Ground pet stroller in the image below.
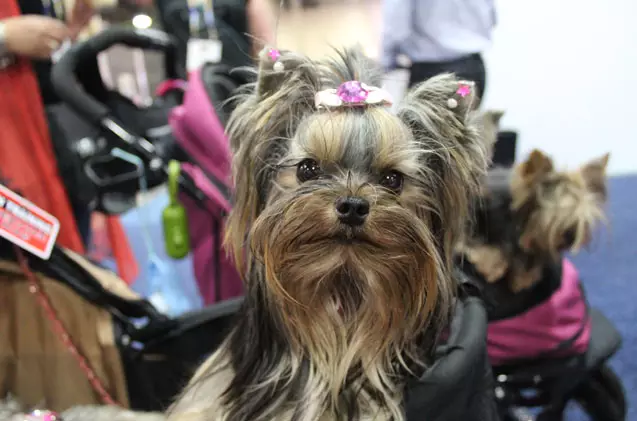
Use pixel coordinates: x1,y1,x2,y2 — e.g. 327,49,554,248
0,235,499,420
460,168,626,421
51,26,244,304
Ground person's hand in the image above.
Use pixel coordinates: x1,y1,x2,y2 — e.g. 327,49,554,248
3,15,71,59
68,0,95,40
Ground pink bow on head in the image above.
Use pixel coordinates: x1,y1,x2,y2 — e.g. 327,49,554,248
456,82,472,97
315,81,393,109
447,81,475,109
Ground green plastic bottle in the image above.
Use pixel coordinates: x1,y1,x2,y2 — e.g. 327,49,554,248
162,160,191,259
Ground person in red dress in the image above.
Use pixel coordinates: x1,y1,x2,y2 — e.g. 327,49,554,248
0,0,139,283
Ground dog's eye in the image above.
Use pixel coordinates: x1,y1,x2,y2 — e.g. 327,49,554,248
296,159,323,182
379,171,404,192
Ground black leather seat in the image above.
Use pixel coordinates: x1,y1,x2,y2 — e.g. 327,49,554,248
405,295,498,421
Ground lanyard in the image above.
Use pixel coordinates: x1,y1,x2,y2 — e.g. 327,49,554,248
42,0,65,21
188,3,218,39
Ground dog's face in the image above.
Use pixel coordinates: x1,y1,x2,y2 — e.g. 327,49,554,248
224,49,488,386
511,149,610,257
254,108,438,322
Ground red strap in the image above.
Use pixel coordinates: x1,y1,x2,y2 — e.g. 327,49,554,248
16,246,122,407
156,79,188,97
105,215,139,285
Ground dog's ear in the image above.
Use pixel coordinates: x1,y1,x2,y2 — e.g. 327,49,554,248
509,149,554,211
255,48,316,99
397,73,487,187
400,74,478,123
581,153,610,200
520,149,554,181
397,74,488,262
225,49,320,273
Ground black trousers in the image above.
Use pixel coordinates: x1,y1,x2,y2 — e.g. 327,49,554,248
408,53,486,107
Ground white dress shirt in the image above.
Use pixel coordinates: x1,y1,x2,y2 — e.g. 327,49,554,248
382,0,497,69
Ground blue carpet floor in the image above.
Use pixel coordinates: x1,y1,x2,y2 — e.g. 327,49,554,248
119,174,636,420
567,174,637,420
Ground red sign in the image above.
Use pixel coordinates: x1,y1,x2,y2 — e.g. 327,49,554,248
0,184,60,260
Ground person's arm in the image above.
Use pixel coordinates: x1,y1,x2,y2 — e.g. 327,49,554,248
246,0,276,56
68,0,96,40
381,0,412,71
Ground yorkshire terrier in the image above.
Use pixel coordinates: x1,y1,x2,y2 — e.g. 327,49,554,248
460,147,610,294
168,47,489,421
458,148,610,365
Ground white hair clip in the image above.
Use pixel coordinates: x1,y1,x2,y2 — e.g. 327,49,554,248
315,81,393,109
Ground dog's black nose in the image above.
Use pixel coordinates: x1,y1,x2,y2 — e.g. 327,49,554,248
335,197,369,226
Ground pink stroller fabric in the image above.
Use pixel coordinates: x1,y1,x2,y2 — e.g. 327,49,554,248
168,69,243,304
487,259,591,366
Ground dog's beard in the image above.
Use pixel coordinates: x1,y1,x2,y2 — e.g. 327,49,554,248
249,187,442,415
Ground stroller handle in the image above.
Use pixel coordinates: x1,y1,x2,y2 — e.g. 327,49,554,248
52,27,181,125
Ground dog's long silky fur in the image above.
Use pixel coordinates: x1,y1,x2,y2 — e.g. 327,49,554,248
168,48,489,421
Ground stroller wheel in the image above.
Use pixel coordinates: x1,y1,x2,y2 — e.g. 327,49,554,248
573,364,626,421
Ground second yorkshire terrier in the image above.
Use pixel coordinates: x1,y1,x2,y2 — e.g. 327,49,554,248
168,48,489,421
461,148,609,293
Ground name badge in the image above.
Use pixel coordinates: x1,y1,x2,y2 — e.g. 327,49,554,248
0,184,60,260
187,38,223,73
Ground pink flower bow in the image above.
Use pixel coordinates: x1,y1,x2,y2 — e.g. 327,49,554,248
315,81,393,109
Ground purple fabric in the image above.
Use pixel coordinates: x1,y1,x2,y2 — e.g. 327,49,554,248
168,70,244,304
487,259,591,366
171,69,231,184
